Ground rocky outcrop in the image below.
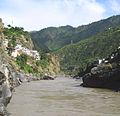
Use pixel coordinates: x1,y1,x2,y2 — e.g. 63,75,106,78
0,19,4,42
0,18,4,31
0,18,59,115
41,75,54,80
0,63,20,116
0,19,21,116
81,47,120,91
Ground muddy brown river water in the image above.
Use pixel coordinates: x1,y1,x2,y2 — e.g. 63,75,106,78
7,77,120,116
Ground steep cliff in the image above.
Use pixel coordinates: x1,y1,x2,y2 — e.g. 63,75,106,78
1,23,60,76
0,19,21,116
43,54,60,76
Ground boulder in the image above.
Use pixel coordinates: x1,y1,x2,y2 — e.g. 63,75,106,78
0,103,7,116
81,48,120,91
81,70,120,90
41,75,54,80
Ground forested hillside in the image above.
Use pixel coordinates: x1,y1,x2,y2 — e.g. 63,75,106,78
55,27,120,74
0,24,60,76
30,15,120,52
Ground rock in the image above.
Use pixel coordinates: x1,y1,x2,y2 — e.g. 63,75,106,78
73,76,81,79
81,70,120,90
0,18,4,32
0,63,20,115
0,103,7,116
74,59,103,79
0,71,11,115
2,83,12,107
41,75,54,80
91,67,99,75
81,48,120,91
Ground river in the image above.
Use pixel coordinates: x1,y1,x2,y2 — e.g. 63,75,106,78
7,77,120,116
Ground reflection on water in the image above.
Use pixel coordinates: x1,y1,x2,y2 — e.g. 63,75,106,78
7,77,120,116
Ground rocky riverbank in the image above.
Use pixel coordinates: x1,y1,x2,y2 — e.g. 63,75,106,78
0,19,20,115
0,63,56,116
81,47,120,91
0,62,21,115
0,18,58,115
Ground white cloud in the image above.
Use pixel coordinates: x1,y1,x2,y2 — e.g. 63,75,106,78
110,0,120,14
0,0,105,31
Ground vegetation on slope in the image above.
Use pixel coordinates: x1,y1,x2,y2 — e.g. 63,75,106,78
30,15,120,52
3,15,120,75
3,25,34,49
2,25,60,75
55,27,120,75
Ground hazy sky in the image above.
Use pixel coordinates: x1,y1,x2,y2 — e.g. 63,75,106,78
0,0,120,31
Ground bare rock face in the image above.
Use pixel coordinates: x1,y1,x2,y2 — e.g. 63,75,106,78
0,18,4,42
0,63,20,115
0,18,4,31
0,66,11,115
0,64,13,115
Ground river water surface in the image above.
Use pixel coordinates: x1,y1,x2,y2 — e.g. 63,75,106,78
7,77,120,116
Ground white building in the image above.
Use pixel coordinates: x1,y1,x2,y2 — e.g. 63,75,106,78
11,44,40,60
31,50,40,60
15,44,22,50
98,59,102,64
11,50,19,57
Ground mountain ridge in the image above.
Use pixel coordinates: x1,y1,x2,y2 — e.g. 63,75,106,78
55,26,120,74
30,15,120,52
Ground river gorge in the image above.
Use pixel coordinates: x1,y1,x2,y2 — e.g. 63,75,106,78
7,77,120,116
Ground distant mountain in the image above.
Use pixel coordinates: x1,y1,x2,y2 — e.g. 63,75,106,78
30,25,75,52
30,15,120,52
55,27,120,74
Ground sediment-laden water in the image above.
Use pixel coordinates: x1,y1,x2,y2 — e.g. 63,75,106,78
7,77,120,116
